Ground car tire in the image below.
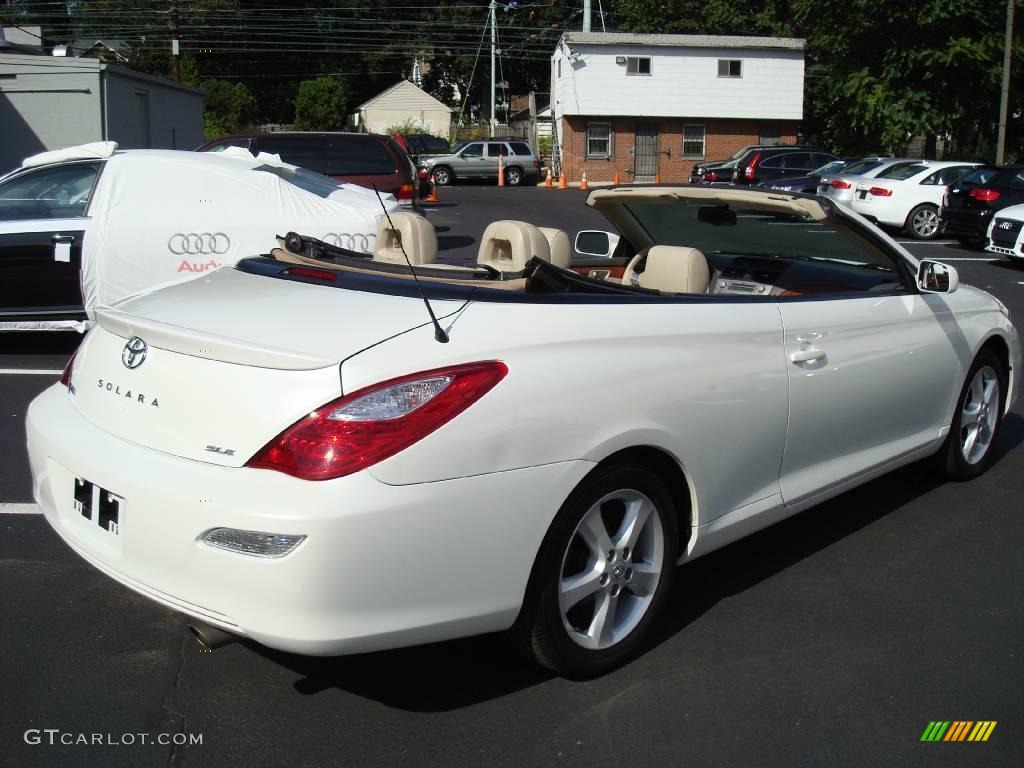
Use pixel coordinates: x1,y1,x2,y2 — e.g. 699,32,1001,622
432,166,453,186
936,349,1007,481
505,166,523,186
906,204,940,240
508,464,678,678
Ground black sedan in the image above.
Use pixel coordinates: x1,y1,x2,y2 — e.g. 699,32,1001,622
941,165,1024,248
763,159,850,193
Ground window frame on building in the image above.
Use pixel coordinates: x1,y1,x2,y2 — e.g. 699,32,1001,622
717,59,742,78
682,124,706,160
625,57,652,76
586,122,613,159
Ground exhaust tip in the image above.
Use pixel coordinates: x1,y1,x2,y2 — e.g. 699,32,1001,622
188,621,236,650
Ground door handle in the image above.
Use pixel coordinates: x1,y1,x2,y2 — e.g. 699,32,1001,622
789,349,826,364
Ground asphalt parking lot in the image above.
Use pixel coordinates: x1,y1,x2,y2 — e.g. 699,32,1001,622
1,187,1022,768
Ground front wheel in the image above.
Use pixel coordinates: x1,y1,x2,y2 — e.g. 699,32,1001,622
936,349,1007,480
509,465,678,678
907,204,940,240
432,166,453,186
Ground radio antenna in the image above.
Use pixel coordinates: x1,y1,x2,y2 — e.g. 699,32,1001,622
372,186,449,343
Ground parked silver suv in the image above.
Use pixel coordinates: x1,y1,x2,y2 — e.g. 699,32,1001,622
419,140,540,186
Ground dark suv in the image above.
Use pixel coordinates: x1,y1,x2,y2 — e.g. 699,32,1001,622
392,134,451,163
940,165,1024,247
730,145,838,185
197,132,419,203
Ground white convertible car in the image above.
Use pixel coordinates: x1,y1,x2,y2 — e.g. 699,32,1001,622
27,186,1020,678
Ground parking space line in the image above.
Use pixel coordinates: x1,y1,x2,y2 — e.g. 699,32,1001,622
0,503,42,514
0,369,62,375
896,240,957,245
933,258,999,262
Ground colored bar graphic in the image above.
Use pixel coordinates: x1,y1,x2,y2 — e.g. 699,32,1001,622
921,721,996,742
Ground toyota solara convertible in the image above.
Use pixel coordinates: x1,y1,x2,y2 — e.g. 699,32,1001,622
27,186,1020,678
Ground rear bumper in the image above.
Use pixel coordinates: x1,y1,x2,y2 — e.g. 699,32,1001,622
940,211,989,239
28,384,593,655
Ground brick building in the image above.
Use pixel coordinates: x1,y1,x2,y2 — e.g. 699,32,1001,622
550,32,805,184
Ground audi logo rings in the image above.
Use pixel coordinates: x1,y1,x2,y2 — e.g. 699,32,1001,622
324,232,375,253
168,232,231,255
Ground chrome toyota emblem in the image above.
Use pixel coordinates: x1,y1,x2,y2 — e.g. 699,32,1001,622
167,232,230,255
122,337,148,369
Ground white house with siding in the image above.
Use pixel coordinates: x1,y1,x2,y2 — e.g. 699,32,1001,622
550,32,805,183
354,80,453,138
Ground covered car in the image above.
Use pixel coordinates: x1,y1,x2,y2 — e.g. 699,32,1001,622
0,142,395,331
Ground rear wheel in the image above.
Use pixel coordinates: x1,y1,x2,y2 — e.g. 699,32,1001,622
432,166,453,186
509,464,678,678
907,204,940,239
505,166,523,186
937,349,1007,480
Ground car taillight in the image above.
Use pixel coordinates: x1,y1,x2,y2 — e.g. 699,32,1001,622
868,186,893,197
969,188,1001,202
396,183,415,200
830,179,852,189
743,152,762,180
246,361,508,481
59,350,78,389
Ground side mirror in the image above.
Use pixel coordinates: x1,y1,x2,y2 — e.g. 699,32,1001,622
917,260,959,294
574,230,620,258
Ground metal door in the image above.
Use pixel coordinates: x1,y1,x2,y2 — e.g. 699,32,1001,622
634,125,658,183
0,223,87,319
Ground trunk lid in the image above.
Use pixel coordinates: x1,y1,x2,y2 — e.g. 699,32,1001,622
71,266,465,467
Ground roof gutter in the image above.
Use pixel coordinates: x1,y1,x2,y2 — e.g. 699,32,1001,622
99,62,109,141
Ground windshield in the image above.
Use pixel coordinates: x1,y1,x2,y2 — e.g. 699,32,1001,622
876,163,929,181
840,159,885,176
620,199,898,272
813,160,846,175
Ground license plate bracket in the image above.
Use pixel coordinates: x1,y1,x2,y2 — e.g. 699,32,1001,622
74,478,122,536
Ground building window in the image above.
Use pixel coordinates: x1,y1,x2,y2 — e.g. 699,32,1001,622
759,125,780,146
586,122,612,158
626,57,652,75
718,59,742,77
682,124,705,159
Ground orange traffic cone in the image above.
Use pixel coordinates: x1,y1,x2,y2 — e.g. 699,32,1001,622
558,170,567,189
655,171,661,184
545,168,553,188
424,172,439,203
613,171,621,186
580,171,589,191
497,155,505,187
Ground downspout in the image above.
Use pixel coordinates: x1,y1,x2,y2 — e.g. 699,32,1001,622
99,63,109,141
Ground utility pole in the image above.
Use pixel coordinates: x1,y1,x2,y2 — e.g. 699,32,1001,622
583,0,591,32
490,0,497,134
170,2,181,82
996,0,1014,163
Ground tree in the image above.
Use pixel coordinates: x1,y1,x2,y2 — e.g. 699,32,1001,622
201,78,257,138
293,77,348,131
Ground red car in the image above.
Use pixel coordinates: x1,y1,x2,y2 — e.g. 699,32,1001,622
197,132,418,204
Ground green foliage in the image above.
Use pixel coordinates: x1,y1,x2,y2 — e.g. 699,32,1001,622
293,77,349,131
200,79,257,138
383,119,435,136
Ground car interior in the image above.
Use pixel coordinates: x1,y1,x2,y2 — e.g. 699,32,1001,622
260,188,911,299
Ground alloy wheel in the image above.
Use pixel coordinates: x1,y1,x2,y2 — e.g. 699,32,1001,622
558,489,664,650
960,365,1000,465
912,207,939,238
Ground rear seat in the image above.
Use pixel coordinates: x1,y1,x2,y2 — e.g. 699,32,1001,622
477,220,552,272
374,212,438,265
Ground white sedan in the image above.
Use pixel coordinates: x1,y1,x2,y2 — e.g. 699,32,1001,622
985,203,1024,261
849,160,978,239
27,187,1020,678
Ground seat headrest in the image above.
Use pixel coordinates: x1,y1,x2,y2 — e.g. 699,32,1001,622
374,212,438,265
637,246,710,294
538,227,571,268
477,220,551,272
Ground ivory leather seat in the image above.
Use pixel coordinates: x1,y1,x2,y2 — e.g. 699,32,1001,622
622,245,711,293
374,212,438,265
477,220,552,272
